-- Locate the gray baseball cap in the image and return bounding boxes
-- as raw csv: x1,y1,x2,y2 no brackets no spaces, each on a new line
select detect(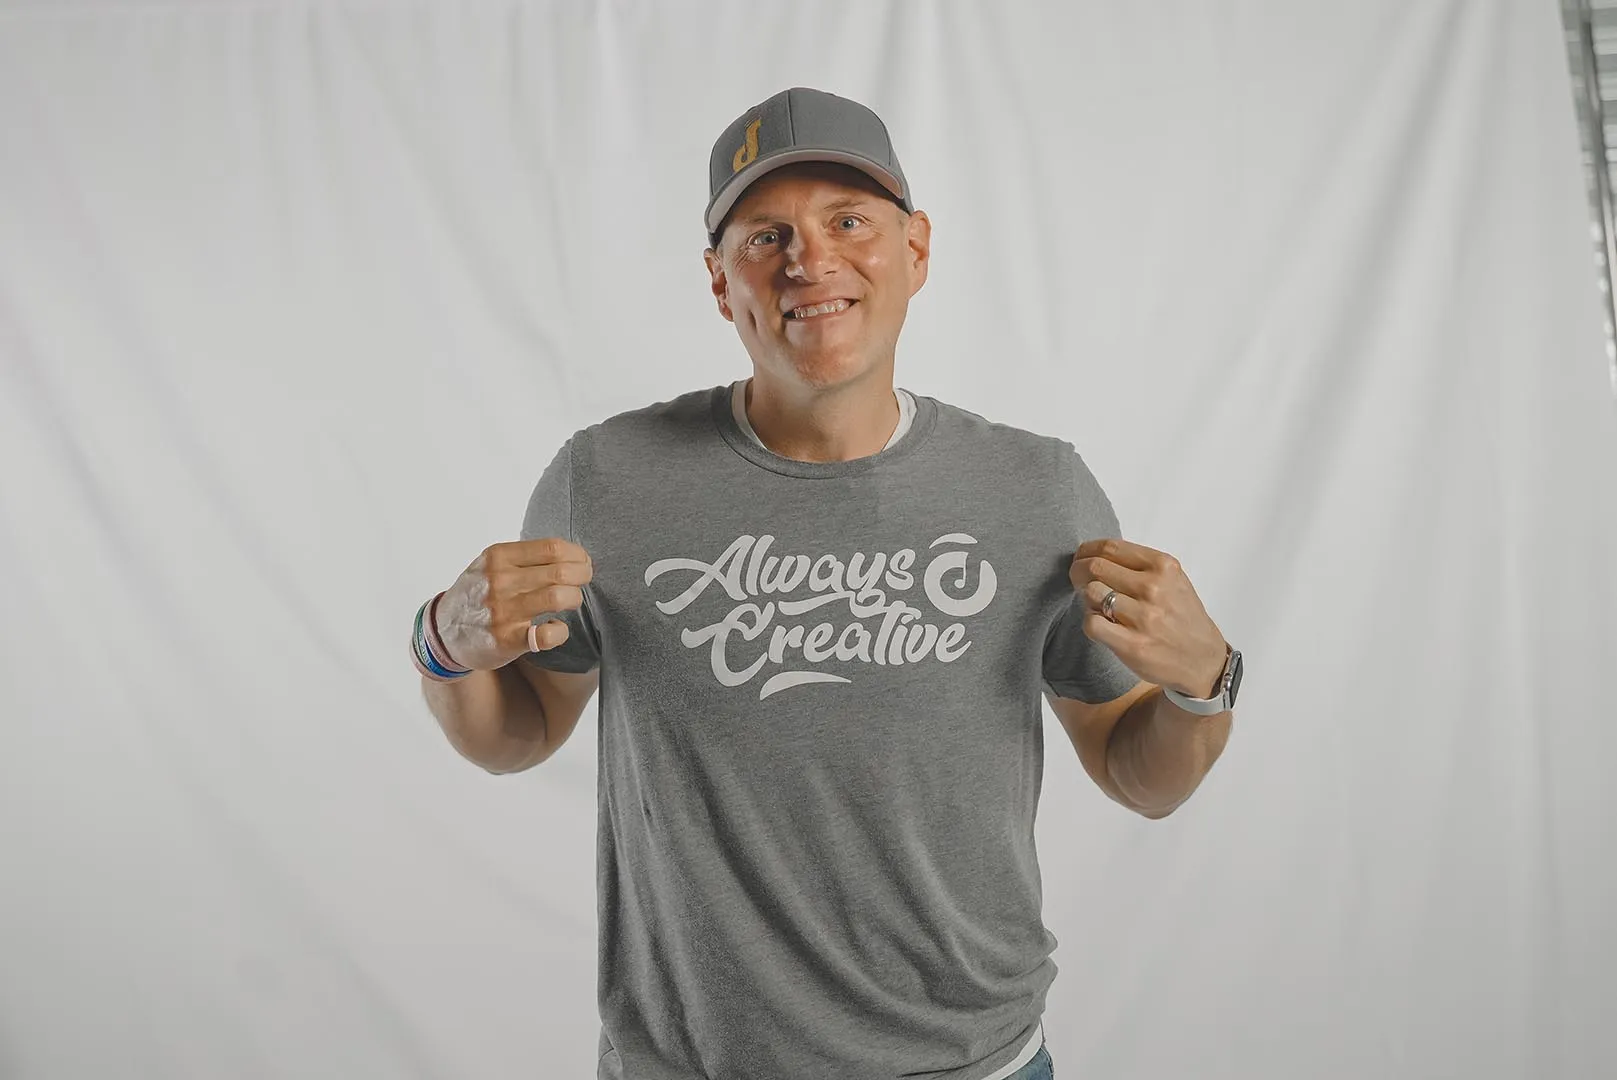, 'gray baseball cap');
705,87,913,244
